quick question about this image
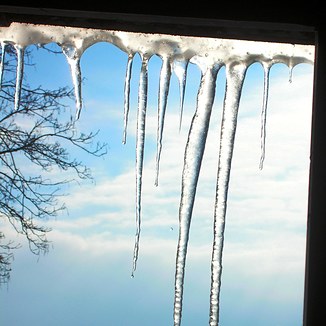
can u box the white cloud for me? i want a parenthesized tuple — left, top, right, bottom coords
(53, 61, 313, 263)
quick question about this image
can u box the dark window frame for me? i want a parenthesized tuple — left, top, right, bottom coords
(0, 5, 324, 325)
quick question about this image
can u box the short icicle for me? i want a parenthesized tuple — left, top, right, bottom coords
(155, 55, 172, 186)
(173, 59, 189, 132)
(62, 44, 83, 120)
(174, 64, 220, 326)
(123, 53, 134, 144)
(0, 41, 8, 89)
(259, 62, 271, 170)
(14, 45, 25, 111)
(209, 62, 247, 326)
(288, 64, 294, 83)
(131, 53, 150, 277)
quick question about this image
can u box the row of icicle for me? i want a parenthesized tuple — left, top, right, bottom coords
(0, 26, 314, 325)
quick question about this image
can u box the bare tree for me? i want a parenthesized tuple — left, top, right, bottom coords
(0, 44, 106, 283)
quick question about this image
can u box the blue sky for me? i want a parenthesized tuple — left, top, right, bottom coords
(0, 40, 314, 325)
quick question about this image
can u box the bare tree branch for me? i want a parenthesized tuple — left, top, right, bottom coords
(0, 44, 107, 284)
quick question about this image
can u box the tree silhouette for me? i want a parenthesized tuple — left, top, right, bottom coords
(0, 44, 106, 284)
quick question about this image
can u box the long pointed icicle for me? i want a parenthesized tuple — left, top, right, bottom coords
(62, 44, 83, 120)
(173, 59, 189, 132)
(155, 56, 171, 186)
(259, 62, 271, 170)
(174, 65, 220, 326)
(209, 63, 247, 326)
(131, 54, 149, 277)
(123, 53, 134, 144)
(14, 45, 25, 111)
(0, 42, 8, 89)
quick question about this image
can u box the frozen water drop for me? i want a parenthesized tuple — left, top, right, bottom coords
(173, 59, 189, 132)
(123, 53, 134, 144)
(131, 53, 150, 277)
(155, 56, 171, 186)
(62, 44, 83, 119)
(209, 62, 247, 326)
(259, 62, 271, 170)
(0, 41, 8, 89)
(174, 64, 220, 326)
(14, 44, 25, 111)
(289, 65, 294, 83)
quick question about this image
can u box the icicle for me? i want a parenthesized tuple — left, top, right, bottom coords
(131, 53, 150, 277)
(14, 45, 25, 111)
(173, 59, 189, 132)
(123, 53, 134, 144)
(259, 62, 271, 170)
(174, 64, 220, 326)
(288, 64, 294, 83)
(209, 62, 247, 326)
(0, 41, 8, 89)
(155, 55, 172, 186)
(62, 44, 83, 120)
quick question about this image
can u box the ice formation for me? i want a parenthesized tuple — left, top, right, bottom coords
(0, 22, 314, 325)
